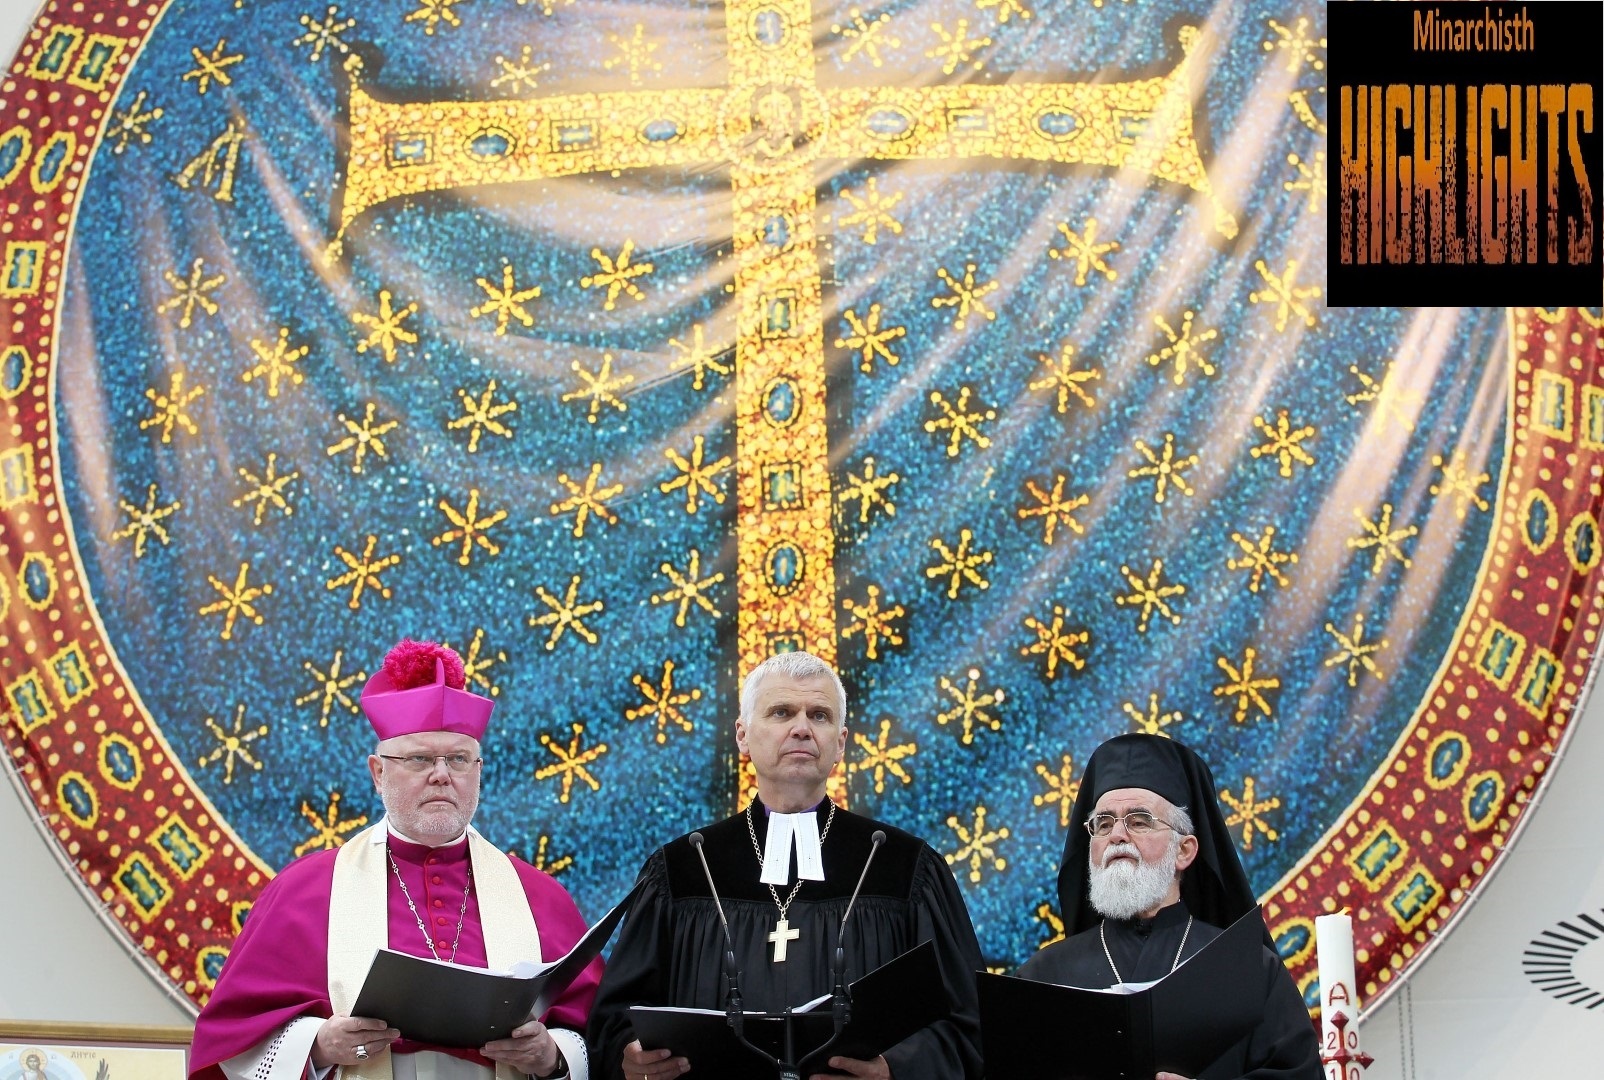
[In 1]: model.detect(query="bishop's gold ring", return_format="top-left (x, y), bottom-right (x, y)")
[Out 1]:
top-left (354, 1045), bottom-right (369, 1061)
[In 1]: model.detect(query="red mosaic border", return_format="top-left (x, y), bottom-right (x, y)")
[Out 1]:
top-left (1268, 308), bottom-right (1604, 1011)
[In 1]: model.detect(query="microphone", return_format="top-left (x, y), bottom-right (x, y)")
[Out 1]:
top-left (689, 832), bottom-right (744, 1035)
top-left (832, 830), bottom-right (886, 1033)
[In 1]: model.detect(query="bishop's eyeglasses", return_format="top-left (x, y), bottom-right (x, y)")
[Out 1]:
top-left (1085, 810), bottom-right (1175, 837)
top-left (377, 753), bottom-right (482, 774)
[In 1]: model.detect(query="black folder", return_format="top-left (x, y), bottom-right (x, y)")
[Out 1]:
top-left (628, 938), bottom-right (946, 1079)
top-left (979, 910), bottom-right (1267, 1080)
top-left (350, 880), bottom-right (640, 1048)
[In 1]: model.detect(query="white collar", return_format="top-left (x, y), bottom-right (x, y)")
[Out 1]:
top-left (761, 808), bottom-right (825, 885)
top-left (375, 814), bottom-right (473, 849)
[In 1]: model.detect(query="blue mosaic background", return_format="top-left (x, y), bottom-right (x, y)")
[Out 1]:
top-left (54, 0), bottom-right (1510, 968)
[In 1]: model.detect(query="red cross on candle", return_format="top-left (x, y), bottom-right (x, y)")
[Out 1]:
top-left (1319, 1010), bottom-right (1375, 1079)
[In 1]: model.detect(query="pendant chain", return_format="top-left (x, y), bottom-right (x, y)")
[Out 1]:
top-left (387, 844), bottom-right (472, 963)
top-left (745, 801), bottom-right (836, 918)
top-left (1099, 915), bottom-right (1192, 985)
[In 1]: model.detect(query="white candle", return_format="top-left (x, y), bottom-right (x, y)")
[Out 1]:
top-left (1314, 912), bottom-right (1363, 1079)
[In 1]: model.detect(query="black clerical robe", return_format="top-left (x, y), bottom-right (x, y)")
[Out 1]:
top-left (586, 800), bottom-right (984, 1080)
top-left (1015, 902), bottom-right (1320, 1080)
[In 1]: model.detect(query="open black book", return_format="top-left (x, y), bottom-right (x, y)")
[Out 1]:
top-left (979, 909), bottom-right (1267, 1080)
top-left (350, 880), bottom-right (641, 1048)
top-left (629, 939), bottom-right (945, 1078)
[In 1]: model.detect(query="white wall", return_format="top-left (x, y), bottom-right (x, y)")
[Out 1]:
top-left (0, 2), bottom-right (1598, 1070)
top-left (1358, 695), bottom-right (1601, 1077)
top-left (4, 2), bottom-right (34, 69)
top-left (2, 768), bottom-right (195, 1024)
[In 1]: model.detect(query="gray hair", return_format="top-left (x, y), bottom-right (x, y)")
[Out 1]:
top-left (1168, 803), bottom-right (1194, 836)
top-left (1163, 804), bottom-right (1195, 862)
top-left (739, 651), bottom-right (848, 726)
top-left (373, 733), bottom-right (481, 756)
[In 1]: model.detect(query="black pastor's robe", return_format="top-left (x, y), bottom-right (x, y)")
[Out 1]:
top-left (585, 800), bottom-right (984, 1080)
top-left (1015, 902), bottom-right (1320, 1080)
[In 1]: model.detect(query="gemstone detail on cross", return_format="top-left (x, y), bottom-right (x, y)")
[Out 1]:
top-left (327, 3), bottom-right (1235, 767)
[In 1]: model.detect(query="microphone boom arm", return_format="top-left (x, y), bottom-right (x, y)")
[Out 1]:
top-left (831, 830), bottom-right (886, 1036)
top-left (689, 832), bottom-right (750, 1039)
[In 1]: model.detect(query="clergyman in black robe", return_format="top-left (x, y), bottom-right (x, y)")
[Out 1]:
top-left (586, 652), bottom-right (984, 1080)
top-left (1015, 733), bottom-right (1320, 1080)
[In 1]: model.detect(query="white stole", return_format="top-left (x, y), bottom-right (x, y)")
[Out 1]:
top-left (327, 821), bottom-right (540, 1080)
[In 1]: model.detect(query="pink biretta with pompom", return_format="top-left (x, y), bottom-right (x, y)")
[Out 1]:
top-left (359, 638), bottom-right (493, 741)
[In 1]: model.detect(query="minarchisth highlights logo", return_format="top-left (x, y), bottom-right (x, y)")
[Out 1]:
top-left (1329, 2), bottom-right (1601, 306)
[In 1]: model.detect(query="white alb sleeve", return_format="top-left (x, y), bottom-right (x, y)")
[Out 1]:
top-left (219, 1017), bottom-right (325, 1080)
top-left (547, 1027), bottom-right (588, 1080)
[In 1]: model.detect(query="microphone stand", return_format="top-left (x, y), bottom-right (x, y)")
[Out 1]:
top-left (810, 829), bottom-right (886, 1068)
top-left (690, 832), bottom-right (786, 1075)
top-left (690, 826), bottom-right (884, 1078)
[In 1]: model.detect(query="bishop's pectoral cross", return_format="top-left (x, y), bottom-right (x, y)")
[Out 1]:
top-left (767, 917), bottom-right (802, 962)
top-left (329, 0), bottom-right (1235, 688)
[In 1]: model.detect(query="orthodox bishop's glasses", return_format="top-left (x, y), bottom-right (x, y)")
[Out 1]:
top-left (1084, 810), bottom-right (1175, 837)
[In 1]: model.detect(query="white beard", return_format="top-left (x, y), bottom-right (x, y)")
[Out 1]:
top-left (1088, 840), bottom-right (1179, 921)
